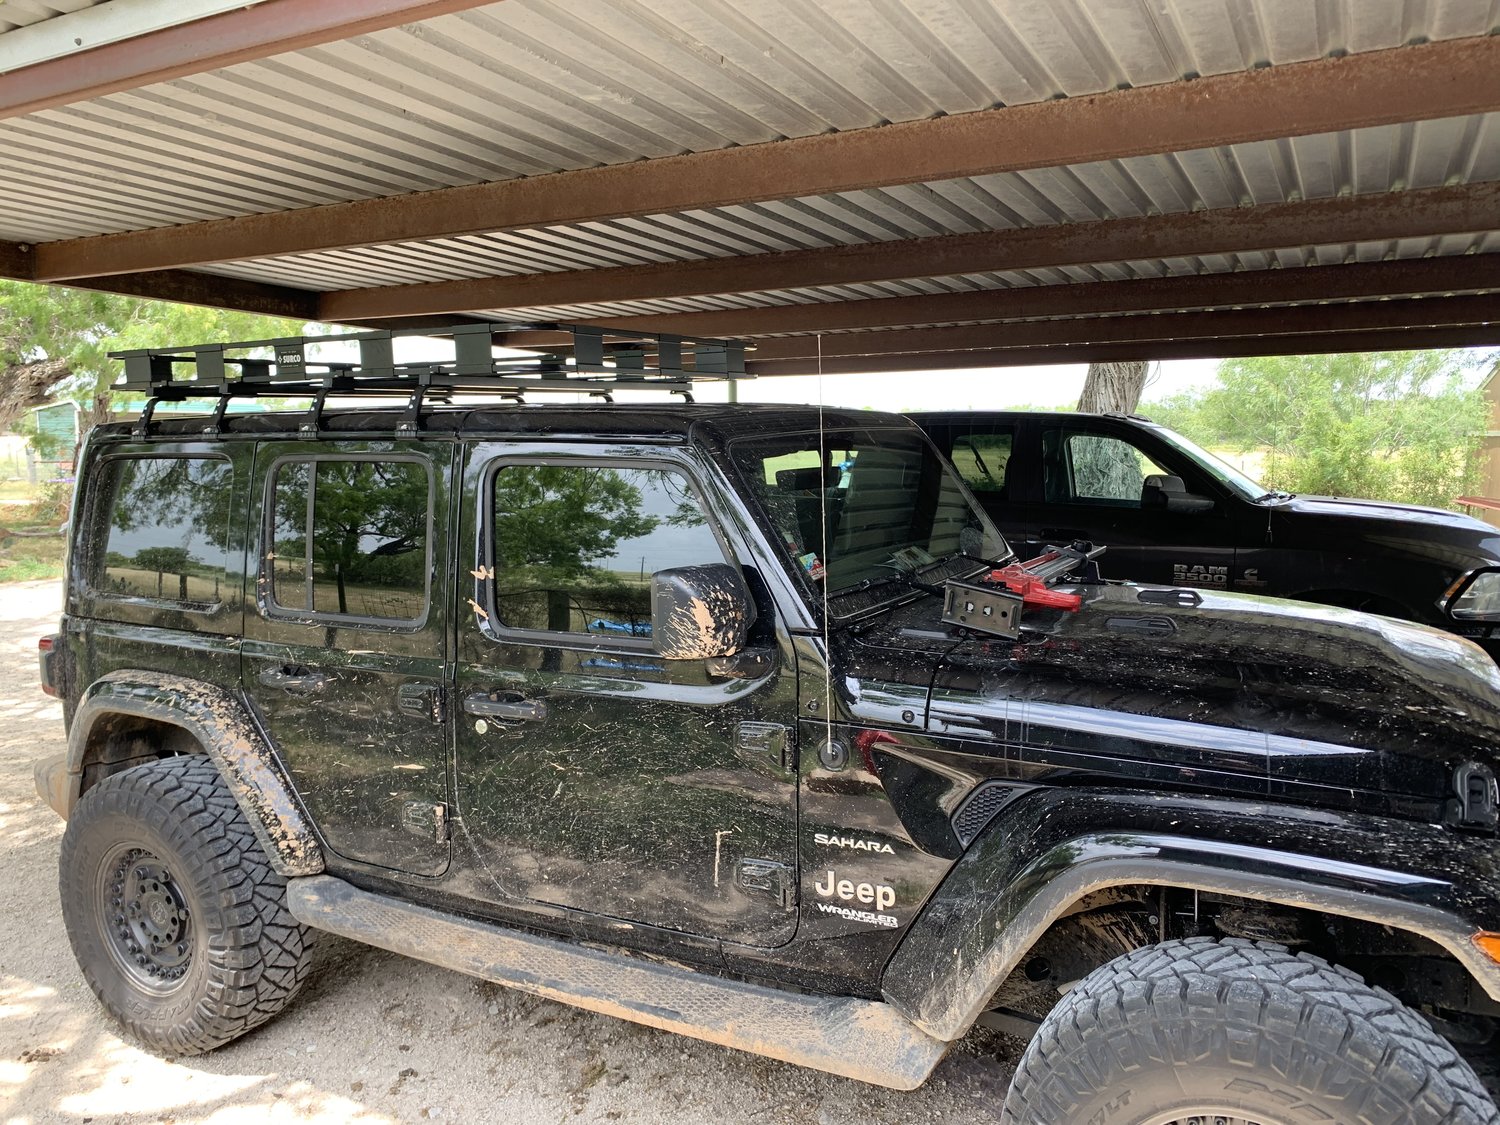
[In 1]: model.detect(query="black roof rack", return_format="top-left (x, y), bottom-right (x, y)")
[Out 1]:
top-left (110, 321), bottom-right (749, 402)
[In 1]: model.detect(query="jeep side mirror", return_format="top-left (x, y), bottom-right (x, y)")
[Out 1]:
top-left (651, 563), bottom-right (757, 660)
top-left (1142, 473), bottom-right (1215, 515)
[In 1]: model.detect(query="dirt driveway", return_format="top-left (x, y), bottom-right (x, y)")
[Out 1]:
top-left (0, 580), bottom-right (1016, 1124)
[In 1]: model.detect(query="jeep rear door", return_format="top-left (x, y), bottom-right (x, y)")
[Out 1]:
top-left (452, 441), bottom-right (800, 949)
top-left (241, 440), bottom-right (453, 877)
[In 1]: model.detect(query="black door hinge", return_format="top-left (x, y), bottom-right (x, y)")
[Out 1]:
top-left (736, 858), bottom-right (796, 908)
top-left (398, 682), bottom-right (446, 724)
top-left (402, 801), bottom-right (449, 843)
top-left (736, 721), bottom-right (794, 769)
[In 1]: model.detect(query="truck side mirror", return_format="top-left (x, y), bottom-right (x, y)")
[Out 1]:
top-left (651, 563), bottom-right (757, 659)
top-left (1142, 473), bottom-right (1215, 515)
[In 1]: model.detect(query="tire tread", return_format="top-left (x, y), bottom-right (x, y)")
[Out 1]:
top-left (59, 756), bottom-right (313, 1055)
top-left (1001, 936), bottom-right (1499, 1125)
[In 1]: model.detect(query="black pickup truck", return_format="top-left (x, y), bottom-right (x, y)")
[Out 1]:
top-left (916, 409), bottom-right (1500, 657)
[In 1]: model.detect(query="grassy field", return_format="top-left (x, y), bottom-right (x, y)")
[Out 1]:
top-left (1, 478), bottom-right (67, 582)
top-left (0, 533), bottom-right (64, 582)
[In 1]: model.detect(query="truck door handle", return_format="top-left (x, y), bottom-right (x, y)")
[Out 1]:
top-left (463, 691), bottom-right (547, 722)
top-left (258, 664), bottom-right (327, 694)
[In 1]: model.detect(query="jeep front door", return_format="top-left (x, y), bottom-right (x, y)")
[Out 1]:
top-left (453, 445), bottom-right (799, 948)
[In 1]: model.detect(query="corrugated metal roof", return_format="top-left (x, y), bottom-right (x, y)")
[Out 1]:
top-left (0, 0), bottom-right (112, 37)
top-left (0, 0), bottom-right (1496, 243)
top-left (174, 111), bottom-right (1500, 309)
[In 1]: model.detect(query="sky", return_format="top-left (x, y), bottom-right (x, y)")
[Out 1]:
top-left (370, 334), bottom-right (1218, 413)
top-left (682, 357), bottom-right (1221, 412)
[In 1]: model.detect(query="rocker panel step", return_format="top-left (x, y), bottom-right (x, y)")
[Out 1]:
top-left (286, 875), bottom-right (948, 1090)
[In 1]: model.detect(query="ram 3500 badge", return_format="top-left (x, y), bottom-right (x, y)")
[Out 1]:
top-left (32, 330), bottom-right (1500, 1125)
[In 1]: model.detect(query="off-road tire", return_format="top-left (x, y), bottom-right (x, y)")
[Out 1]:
top-left (1001, 936), bottom-right (1499, 1125)
top-left (59, 755), bottom-right (314, 1055)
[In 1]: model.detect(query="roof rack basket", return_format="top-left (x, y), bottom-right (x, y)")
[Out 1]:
top-left (110, 321), bottom-right (750, 404)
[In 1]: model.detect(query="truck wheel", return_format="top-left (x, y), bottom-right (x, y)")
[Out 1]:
top-left (1001, 937), bottom-right (1499, 1125)
top-left (58, 756), bottom-right (314, 1055)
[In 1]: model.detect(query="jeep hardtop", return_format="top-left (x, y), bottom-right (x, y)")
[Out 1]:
top-left (35, 324), bottom-right (1500, 1123)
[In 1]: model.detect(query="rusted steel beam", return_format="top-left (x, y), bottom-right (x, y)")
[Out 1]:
top-left (0, 239), bottom-right (33, 280)
top-left (499, 256), bottom-right (1500, 343)
top-left (33, 35), bottom-right (1500, 280)
top-left (0, 0), bottom-right (497, 121)
top-left (0, 239), bottom-right (317, 317)
top-left (321, 183), bottom-right (1500, 321)
top-left (746, 326), bottom-right (1500, 376)
top-left (65, 271), bottom-right (321, 320)
top-left (747, 295), bottom-right (1500, 362)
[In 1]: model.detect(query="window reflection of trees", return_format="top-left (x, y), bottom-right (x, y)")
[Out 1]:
top-left (271, 459), bottom-right (429, 621)
top-left (492, 466), bottom-right (718, 634)
top-left (100, 458), bottom-right (232, 603)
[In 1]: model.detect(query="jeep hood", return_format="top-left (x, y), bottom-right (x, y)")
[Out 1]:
top-left (838, 582), bottom-right (1500, 813)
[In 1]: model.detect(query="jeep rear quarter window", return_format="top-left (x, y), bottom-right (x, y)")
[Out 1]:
top-left (489, 464), bottom-right (727, 636)
top-left (90, 456), bottom-right (233, 609)
top-left (267, 457), bottom-right (431, 624)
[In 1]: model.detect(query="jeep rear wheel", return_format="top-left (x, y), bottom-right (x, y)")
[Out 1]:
top-left (59, 756), bottom-right (314, 1055)
top-left (1001, 937), bottom-right (1499, 1125)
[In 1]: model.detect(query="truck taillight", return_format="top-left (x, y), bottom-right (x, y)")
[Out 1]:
top-left (38, 636), bottom-right (58, 697)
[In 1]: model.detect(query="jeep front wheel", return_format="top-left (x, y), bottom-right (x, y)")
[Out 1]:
top-left (1001, 936), bottom-right (1499, 1125)
top-left (59, 756), bottom-right (314, 1055)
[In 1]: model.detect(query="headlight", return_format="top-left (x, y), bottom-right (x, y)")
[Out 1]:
top-left (1448, 569), bottom-right (1500, 620)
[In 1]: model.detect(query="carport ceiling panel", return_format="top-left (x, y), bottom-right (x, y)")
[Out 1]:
top-left (0, 1), bottom-right (113, 37)
top-left (150, 112), bottom-right (1500, 299)
top-left (0, 0), bottom-right (1493, 249)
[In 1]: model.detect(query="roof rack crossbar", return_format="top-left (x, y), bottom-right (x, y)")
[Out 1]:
top-left (110, 320), bottom-right (750, 399)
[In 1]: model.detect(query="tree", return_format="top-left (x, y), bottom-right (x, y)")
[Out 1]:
top-left (1147, 349), bottom-right (1495, 509)
top-left (1077, 359), bottom-right (1149, 413)
top-left (1076, 360), bottom-right (1151, 497)
top-left (0, 279), bottom-right (313, 442)
top-left (132, 546), bottom-right (193, 599)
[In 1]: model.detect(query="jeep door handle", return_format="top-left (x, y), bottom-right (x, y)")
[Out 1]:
top-left (463, 691), bottom-right (547, 722)
top-left (259, 665), bottom-right (327, 694)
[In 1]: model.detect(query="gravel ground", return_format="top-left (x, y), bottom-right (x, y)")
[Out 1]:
top-left (0, 580), bottom-right (1018, 1124)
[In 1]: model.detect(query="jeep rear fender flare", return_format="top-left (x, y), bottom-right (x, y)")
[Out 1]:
top-left (881, 787), bottom-right (1500, 1042)
top-left (64, 670), bottom-right (323, 877)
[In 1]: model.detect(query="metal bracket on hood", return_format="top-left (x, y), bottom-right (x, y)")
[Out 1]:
top-left (941, 580), bottom-right (1022, 639)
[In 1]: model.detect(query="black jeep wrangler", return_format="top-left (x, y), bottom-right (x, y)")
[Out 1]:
top-left (33, 325), bottom-right (1500, 1123)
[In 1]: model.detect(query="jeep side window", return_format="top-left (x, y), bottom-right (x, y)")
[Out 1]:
top-left (490, 464), bottom-right (725, 636)
top-left (267, 457), bottom-right (431, 623)
top-left (93, 455), bottom-right (233, 606)
top-left (1049, 431), bottom-right (1167, 507)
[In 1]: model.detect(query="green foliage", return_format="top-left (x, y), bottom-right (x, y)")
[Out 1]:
top-left (1, 279), bottom-right (315, 437)
top-left (1144, 350), bottom-right (1496, 510)
top-left (24, 478), bottom-right (74, 526)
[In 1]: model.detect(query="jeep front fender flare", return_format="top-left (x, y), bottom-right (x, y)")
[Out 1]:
top-left (61, 670), bottom-right (324, 877)
top-left (881, 787), bottom-right (1500, 1042)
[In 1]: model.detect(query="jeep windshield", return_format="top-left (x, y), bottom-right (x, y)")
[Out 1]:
top-left (730, 426), bottom-right (1011, 612)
